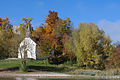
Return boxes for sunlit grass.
[0,59,64,73]
[0,59,120,77]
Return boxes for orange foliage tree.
[0,17,13,30]
[32,11,72,64]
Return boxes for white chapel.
[18,25,38,60]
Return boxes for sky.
[1,0,120,43]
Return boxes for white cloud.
[97,19,120,43]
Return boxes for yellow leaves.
[22,17,32,23]
[89,22,96,27]
[19,17,33,33]
[0,17,10,29]
[71,22,113,69]
[0,26,2,30]
[44,25,52,34]
[5,17,8,20]
[32,30,38,38]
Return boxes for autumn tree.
[18,17,33,36]
[0,17,12,30]
[32,11,72,64]
[0,17,24,59]
[63,34,76,65]
[0,31,9,59]
[0,17,14,59]
[107,41,120,69]
[68,23,113,69]
[0,17,13,38]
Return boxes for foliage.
[0,29,24,59]
[63,34,76,63]
[0,12,116,71]
[0,31,10,59]
[48,53,68,65]
[0,17,12,30]
[0,17,33,70]
[0,17,25,59]
[108,41,120,69]
[107,46,120,69]
[18,17,33,36]
[0,17,14,59]
[68,23,113,70]
[32,11,72,64]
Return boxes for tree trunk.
[21,59,27,72]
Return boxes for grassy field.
[0,59,120,77]
[0,59,67,73]
[0,59,104,75]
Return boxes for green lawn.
[0,59,21,69]
[0,59,119,77]
[0,59,66,73]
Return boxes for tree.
[18,17,33,36]
[32,11,72,64]
[0,17,14,59]
[63,34,76,64]
[107,42,120,69]
[68,23,113,69]
[8,33,24,58]
[0,17,12,30]
[18,17,33,71]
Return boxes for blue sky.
[1,0,120,43]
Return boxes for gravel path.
[0,71,73,78]
[1,71,120,79]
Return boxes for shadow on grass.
[0,67,19,72]
[28,65,65,72]
[0,65,65,72]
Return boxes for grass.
[0,59,120,78]
[0,59,20,68]
[0,59,66,73]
